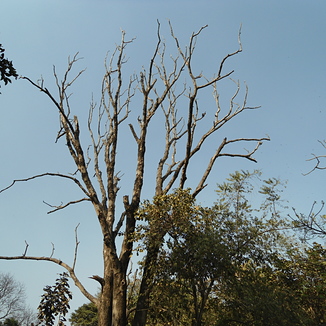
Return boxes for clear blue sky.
[1,0,326,319]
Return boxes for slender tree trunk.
[132,243,161,326]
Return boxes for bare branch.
[218,24,242,78]
[0,254,97,305]
[88,99,107,205]
[22,241,29,257]
[43,197,91,214]
[0,173,90,197]
[291,201,326,240]
[22,75,76,134]
[219,137,270,162]
[73,223,80,270]
[303,140,326,175]
[50,243,55,258]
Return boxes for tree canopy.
[69,170,326,325]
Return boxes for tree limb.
[43,197,91,214]
[0,172,90,197]
[0,254,97,305]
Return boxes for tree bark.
[131,243,161,326]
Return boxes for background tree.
[0,23,269,326]
[0,273,36,326]
[69,302,98,326]
[0,273,25,321]
[0,44,18,92]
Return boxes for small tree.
[0,23,269,326]
[38,273,72,326]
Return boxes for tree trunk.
[98,242,128,326]
[98,280,112,326]
[132,243,161,326]
[111,269,127,326]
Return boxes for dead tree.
[0,22,269,326]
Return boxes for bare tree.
[0,272,36,325]
[0,23,269,326]
[0,273,25,321]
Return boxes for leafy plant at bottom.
[38,272,72,326]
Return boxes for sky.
[1,0,326,320]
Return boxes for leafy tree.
[69,302,98,326]
[143,171,289,325]
[273,242,326,325]
[67,171,326,325]
[0,44,18,92]
[38,273,72,326]
[0,23,269,326]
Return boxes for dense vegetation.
[69,171,326,326]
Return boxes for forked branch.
[0,244,97,305]
[291,201,326,239]
[304,140,326,175]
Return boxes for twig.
[22,241,29,257]
[73,223,80,270]
[50,243,55,258]
[43,197,90,214]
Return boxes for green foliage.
[0,318,19,326]
[69,302,98,326]
[71,171,326,325]
[0,44,18,92]
[274,243,326,325]
[135,188,197,253]
[145,171,295,325]
[38,273,72,326]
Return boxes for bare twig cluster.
[304,140,326,175]
[291,201,326,240]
